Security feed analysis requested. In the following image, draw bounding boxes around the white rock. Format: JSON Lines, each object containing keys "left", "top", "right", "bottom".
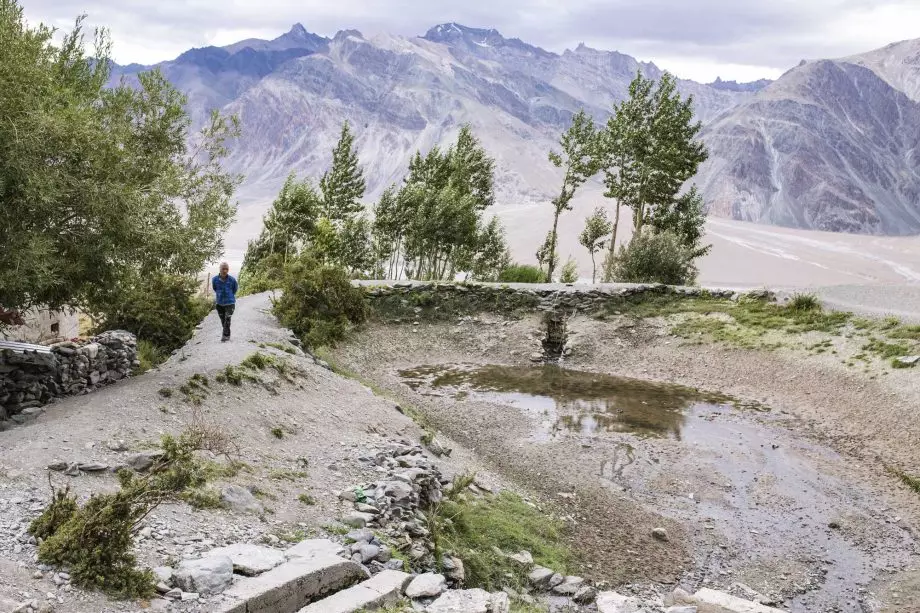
{"left": 596, "top": 591, "right": 642, "bottom": 613}
{"left": 426, "top": 588, "right": 491, "bottom": 612}
{"left": 692, "top": 588, "right": 785, "bottom": 613}
{"left": 220, "top": 486, "right": 263, "bottom": 514}
{"left": 174, "top": 556, "right": 233, "bottom": 596}
{"left": 406, "top": 573, "right": 448, "bottom": 598}
{"left": 207, "top": 544, "right": 285, "bottom": 576}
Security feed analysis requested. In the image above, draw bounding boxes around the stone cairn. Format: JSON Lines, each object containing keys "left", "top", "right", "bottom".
{"left": 0, "top": 330, "right": 137, "bottom": 425}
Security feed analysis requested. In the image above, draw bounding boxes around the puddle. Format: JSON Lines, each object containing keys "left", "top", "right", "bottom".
{"left": 398, "top": 363, "right": 745, "bottom": 440}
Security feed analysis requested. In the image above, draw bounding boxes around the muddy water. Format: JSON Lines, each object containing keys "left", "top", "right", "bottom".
{"left": 398, "top": 363, "right": 919, "bottom": 612}
{"left": 398, "top": 363, "right": 748, "bottom": 440}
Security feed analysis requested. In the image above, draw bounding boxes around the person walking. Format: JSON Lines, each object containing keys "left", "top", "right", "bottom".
{"left": 212, "top": 262, "right": 238, "bottom": 342}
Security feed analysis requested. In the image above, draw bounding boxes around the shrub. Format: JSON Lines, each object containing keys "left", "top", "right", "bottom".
{"left": 788, "top": 293, "right": 820, "bottom": 313}
{"left": 498, "top": 264, "right": 545, "bottom": 284}
{"left": 30, "top": 429, "right": 233, "bottom": 598}
{"left": 95, "top": 273, "right": 211, "bottom": 353}
{"left": 602, "top": 230, "right": 698, "bottom": 286}
{"left": 135, "top": 340, "right": 166, "bottom": 374}
{"left": 273, "top": 255, "right": 369, "bottom": 348}
{"left": 238, "top": 252, "right": 287, "bottom": 297}
{"left": 559, "top": 258, "right": 579, "bottom": 283}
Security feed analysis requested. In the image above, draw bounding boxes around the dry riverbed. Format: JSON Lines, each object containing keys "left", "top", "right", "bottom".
{"left": 328, "top": 303, "right": 920, "bottom": 613}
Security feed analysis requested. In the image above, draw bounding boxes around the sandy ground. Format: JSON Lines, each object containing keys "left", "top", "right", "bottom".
{"left": 329, "top": 310, "right": 920, "bottom": 613}
{"left": 218, "top": 188, "right": 920, "bottom": 291}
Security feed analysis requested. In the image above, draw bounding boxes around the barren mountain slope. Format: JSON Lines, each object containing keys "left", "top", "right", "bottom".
{"left": 698, "top": 42, "right": 920, "bottom": 235}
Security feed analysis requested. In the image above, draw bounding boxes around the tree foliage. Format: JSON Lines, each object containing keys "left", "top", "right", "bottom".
{"left": 594, "top": 71, "right": 710, "bottom": 284}
{"left": 0, "top": 1, "right": 241, "bottom": 317}
{"left": 544, "top": 110, "right": 600, "bottom": 281}
{"left": 319, "top": 121, "right": 366, "bottom": 222}
{"left": 599, "top": 72, "right": 708, "bottom": 238}
{"left": 371, "top": 125, "right": 506, "bottom": 281}
{"left": 579, "top": 207, "right": 613, "bottom": 283}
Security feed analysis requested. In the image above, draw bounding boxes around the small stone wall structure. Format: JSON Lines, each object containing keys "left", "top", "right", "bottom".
{"left": 0, "top": 330, "right": 138, "bottom": 425}
{"left": 359, "top": 281, "right": 768, "bottom": 319}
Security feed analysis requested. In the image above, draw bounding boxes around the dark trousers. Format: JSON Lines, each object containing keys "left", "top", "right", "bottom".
{"left": 216, "top": 304, "right": 235, "bottom": 338}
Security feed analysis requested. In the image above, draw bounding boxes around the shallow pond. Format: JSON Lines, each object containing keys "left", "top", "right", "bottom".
{"left": 398, "top": 363, "right": 753, "bottom": 440}
{"left": 397, "top": 362, "right": 917, "bottom": 611}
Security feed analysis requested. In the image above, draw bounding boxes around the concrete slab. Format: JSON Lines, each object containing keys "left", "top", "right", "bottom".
{"left": 215, "top": 555, "right": 367, "bottom": 613}
{"left": 297, "top": 570, "right": 412, "bottom": 613}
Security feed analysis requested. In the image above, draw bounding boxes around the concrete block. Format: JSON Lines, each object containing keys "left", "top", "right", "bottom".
{"left": 297, "top": 570, "right": 412, "bottom": 613}
{"left": 215, "top": 555, "right": 367, "bottom": 613}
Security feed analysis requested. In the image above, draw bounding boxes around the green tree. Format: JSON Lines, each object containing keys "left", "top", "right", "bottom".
{"left": 600, "top": 72, "right": 707, "bottom": 238}
{"left": 579, "top": 207, "right": 613, "bottom": 283}
{"left": 319, "top": 121, "right": 366, "bottom": 222}
{"left": 648, "top": 185, "right": 711, "bottom": 259}
{"left": 545, "top": 110, "right": 601, "bottom": 282}
{"left": 0, "top": 2, "right": 240, "bottom": 320}
{"left": 371, "top": 185, "right": 404, "bottom": 278}
{"left": 469, "top": 216, "right": 512, "bottom": 281}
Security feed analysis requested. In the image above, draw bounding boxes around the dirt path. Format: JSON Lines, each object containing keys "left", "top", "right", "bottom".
{"left": 0, "top": 294, "right": 496, "bottom": 612}
{"left": 329, "top": 312, "right": 920, "bottom": 613}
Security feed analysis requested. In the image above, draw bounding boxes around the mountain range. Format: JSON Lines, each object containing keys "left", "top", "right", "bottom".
{"left": 110, "top": 23, "right": 920, "bottom": 237}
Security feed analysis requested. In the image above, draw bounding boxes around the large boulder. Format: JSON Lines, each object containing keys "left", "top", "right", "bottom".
{"left": 174, "top": 556, "right": 233, "bottom": 596}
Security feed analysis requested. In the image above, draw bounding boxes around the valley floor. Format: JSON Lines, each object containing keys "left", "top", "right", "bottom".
{"left": 328, "top": 303, "right": 920, "bottom": 613}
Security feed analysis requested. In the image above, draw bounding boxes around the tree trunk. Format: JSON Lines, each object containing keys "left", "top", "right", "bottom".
{"left": 610, "top": 202, "right": 621, "bottom": 252}
{"left": 591, "top": 251, "right": 597, "bottom": 284}
{"left": 546, "top": 211, "right": 561, "bottom": 283}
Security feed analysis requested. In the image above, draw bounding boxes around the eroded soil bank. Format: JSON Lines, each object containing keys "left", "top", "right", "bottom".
{"left": 328, "top": 309, "right": 920, "bottom": 613}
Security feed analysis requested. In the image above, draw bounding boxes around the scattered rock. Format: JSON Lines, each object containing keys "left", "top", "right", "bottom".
{"left": 342, "top": 511, "right": 376, "bottom": 528}
{"left": 574, "top": 585, "right": 598, "bottom": 603}
{"left": 406, "top": 573, "right": 448, "bottom": 598}
{"left": 426, "top": 588, "right": 508, "bottom": 613}
{"left": 895, "top": 355, "right": 920, "bottom": 367}
{"left": 528, "top": 566, "right": 555, "bottom": 588}
{"left": 597, "top": 591, "right": 642, "bottom": 613}
{"left": 126, "top": 451, "right": 164, "bottom": 472}
{"left": 651, "top": 527, "right": 669, "bottom": 541}
{"left": 174, "top": 555, "right": 233, "bottom": 596}
{"left": 220, "top": 485, "right": 263, "bottom": 514}
{"left": 345, "top": 529, "right": 374, "bottom": 543}
{"left": 153, "top": 566, "right": 173, "bottom": 585}
{"left": 551, "top": 575, "right": 584, "bottom": 595}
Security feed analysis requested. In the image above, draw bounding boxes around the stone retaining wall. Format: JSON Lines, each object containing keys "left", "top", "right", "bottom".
{"left": 361, "top": 281, "right": 769, "bottom": 319}
{"left": 0, "top": 330, "right": 138, "bottom": 425}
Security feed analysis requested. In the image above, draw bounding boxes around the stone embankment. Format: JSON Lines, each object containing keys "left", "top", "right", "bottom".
{"left": 0, "top": 330, "right": 137, "bottom": 426}
{"left": 357, "top": 280, "right": 769, "bottom": 319}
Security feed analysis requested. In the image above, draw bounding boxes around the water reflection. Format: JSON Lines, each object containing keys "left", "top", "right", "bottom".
{"left": 398, "top": 363, "right": 735, "bottom": 439}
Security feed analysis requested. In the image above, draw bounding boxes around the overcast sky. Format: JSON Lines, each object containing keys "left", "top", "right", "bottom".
{"left": 22, "top": 0, "right": 920, "bottom": 82}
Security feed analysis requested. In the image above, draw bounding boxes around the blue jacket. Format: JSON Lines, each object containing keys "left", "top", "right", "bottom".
{"left": 212, "top": 274, "right": 238, "bottom": 306}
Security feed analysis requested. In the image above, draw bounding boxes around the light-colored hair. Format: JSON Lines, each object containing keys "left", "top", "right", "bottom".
{"left": 219, "top": 261, "right": 229, "bottom": 270}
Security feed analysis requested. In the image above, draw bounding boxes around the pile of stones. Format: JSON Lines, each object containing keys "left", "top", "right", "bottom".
{"left": 0, "top": 330, "right": 137, "bottom": 424}
{"left": 338, "top": 440, "right": 451, "bottom": 574}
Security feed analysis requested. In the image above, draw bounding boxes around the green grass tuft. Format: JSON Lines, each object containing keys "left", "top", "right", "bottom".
{"left": 788, "top": 293, "right": 821, "bottom": 313}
